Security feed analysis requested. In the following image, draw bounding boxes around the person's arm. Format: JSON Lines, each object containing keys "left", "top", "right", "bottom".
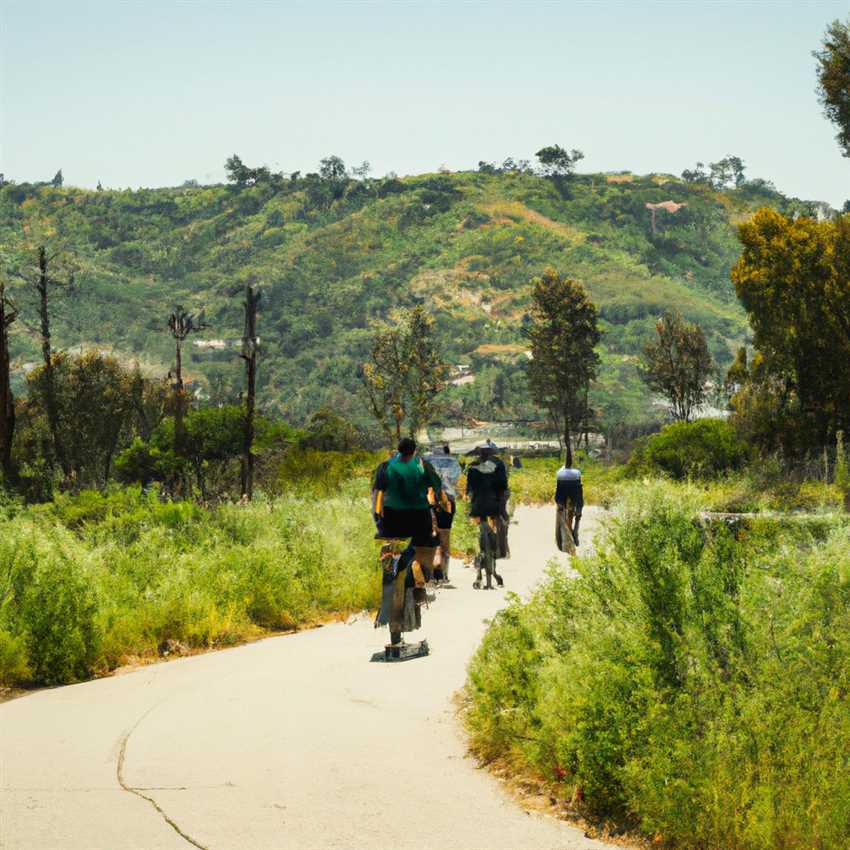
{"left": 423, "top": 459, "right": 442, "bottom": 497}
{"left": 495, "top": 459, "right": 509, "bottom": 493}
{"left": 466, "top": 467, "right": 478, "bottom": 501}
{"left": 373, "top": 462, "right": 389, "bottom": 517}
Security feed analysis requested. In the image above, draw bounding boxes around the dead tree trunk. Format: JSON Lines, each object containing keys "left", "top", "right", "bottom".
{"left": 240, "top": 286, "right": 259, "bottom": 501}
{"left": 37, "top": 247, "right": 69, "bottom": 478}
{"left": 0, "top": 281, "right": 17, "bottom": 483}
{"left": 167, "top": 306, "right": 207, "bottom": 498}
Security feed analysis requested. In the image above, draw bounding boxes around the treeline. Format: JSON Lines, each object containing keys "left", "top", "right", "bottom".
{"left": 0, "top": 251, "right": 367, "bottom": 503}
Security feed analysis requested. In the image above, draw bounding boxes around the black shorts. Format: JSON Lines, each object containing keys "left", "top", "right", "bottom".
{"left": 436, "top": 496, "right": 456, "bottom": 530}
{"left": 380, "top": 507, "right": 435, "bottom": 547}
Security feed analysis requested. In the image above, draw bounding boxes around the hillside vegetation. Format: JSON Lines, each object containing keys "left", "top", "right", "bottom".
{"left": 0, "top": 165, "right": 822, "bottom": 430}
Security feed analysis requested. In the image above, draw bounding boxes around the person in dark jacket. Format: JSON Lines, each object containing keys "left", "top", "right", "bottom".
{"left": 466, "top": 441, "right": 509, "bottom": 519}
{"left": 466, "top": 440, "right": 510, "bottom": 589}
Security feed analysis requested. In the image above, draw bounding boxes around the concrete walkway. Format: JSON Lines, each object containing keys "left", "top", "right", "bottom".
{"left": 0, "top": 506, "right": 614, "bottom": 850}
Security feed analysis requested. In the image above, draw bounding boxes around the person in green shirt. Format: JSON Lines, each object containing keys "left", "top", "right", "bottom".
{"left": 374, "top": 436, "right": 441, "bottom": 546}
{"left": 373, "top": 437, "right": 442, "bottom": 648}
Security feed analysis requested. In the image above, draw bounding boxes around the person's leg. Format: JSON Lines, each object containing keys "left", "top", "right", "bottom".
{"left": 389, "top": 565, "right": 408, "bottom": 645}
{"left": 480, "top": 520, "right": 497, "bottom": 589}
{"left": 488, "top": 518, "right": 504, "bottom": 587}
{"left": 414, "top": 546, "right": 436, "bottom": 583}
{"left": 438, "top": 528, "right": 451, "bottom": 582}
{"left": 572, "top": 513, "right": 582, "bottom": 547}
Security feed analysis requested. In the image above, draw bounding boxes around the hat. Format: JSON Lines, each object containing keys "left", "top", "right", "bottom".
{"left": 467, "top": 438, "right": 500, "bottom": 455}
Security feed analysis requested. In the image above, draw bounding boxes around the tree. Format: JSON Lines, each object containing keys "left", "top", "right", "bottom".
{"left": 362, "top": 305, "right": 449, "bottom": 444}
{"left": 51, "top": 169, "right": 63, "bottom": 188}
{"left": 535, "top": 145, "right": 584, "bottom": 179}
{"left": 639, "top": 310, "right": 713, "bottom": 422}
{"left": 239, "top": 285, "right": 259, "bottom": 500}
{"left": 730, "top": 207, "right": 850, "bottom": 449}
{"left": 8, "top": 246, "right": 78, "bottom": 479}
{"left": 523, "top": 269, "right": 600, "bottom": 465}
{"left": 224, "top": 154, "right": 274, "bottom": 187}
{"left": 814, "top": 17, "right": 850, "bottom": 158}
{"left": 225, "top": 154, "right": 252, "bottom": 186}
{"left": 25, "top": 351, "right": 139, "bottom": 488}
{"left": 709, "top": 155, "right": 746, "bottom": 188}
{"left": 319, "top": 155, "right": 346, "bottom": 182}
{"left": 299, "top": 407, "right": 362, "bottom": 451}
{"left": 0, "top": 278, "right": 17, "bottom": 483}
{"left": 166, "top": 305, "right": 207, "bottom": 459}
{"left": 681, "top": 162, "right": 709, "bottom": 184}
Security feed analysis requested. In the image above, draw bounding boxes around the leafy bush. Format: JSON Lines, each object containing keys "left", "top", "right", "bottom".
{"left": 465, "top": 483, "right": 850, "bottom": 849}
{"left": 1, "top": 523, "right": 100, "bottom": 685}
{"left": 628, "top": 418, "right": 748, "bottom": 479}
{"left": 0, "top": 482, "right": 381, "bottom": 687}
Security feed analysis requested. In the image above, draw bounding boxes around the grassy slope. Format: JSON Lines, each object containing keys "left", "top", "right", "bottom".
{"left": 1, "top": 170, "right": 803, "bottom": 427}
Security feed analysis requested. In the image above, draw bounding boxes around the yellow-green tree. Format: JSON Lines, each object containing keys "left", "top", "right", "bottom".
{"left": 731, "top": 208, "right": 850, "bottom": 450}
{"left": 362, "top": 305, "right": 449, "bottom": 445}
{"left": 814, "top": 17, "right": 850, "bottom": 158}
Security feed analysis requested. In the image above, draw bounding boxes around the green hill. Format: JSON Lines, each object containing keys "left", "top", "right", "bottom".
{"left": 0, "top": 166, "right": 823, "bottom": 434}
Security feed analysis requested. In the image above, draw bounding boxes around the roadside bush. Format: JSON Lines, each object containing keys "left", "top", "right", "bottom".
{"left": 0, "top": 484, "right": 380, "bottom": 687}
{"left": 0, "top": 631, "right": 29, "bottom": 685}
{"left": 628, "top": 418, "right": 748, "bottom": 479}
{"left": 465, "top": 483, "right": 850, "bottom": 849}
{"left": 6, "top": 524, "right": 100, "bottom": 685}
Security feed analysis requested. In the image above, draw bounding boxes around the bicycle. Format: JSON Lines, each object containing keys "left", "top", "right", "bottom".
{"left": 472, "top": 515, "right": 505, "bottom": 590}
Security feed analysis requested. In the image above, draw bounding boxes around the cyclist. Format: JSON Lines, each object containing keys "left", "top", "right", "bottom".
{"left": 466, "top": 440, "right": 509, "bottom": 589}
{"left": 373, "top": 437, "right": 441, "bottom": 647}
{"left": 555, "top": 463, "right": 583, "bottom": 551}
{"left": 423, "top": 444, "right": 461, "bottom": 583}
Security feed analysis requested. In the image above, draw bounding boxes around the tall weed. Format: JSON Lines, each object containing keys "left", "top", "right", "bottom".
{"left": 465, "top": 482, "right": 850, "bottom": 849}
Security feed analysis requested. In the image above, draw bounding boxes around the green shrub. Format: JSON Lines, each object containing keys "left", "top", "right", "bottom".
{"left": 0, "top": 631, "right": 29, "bottom": 685}
{"left": 12, "top": 527, "right": 100, "bottom": 685}
{"left": 628, "top": 418, "right": 748, "bottom": 479}
{"left": 0, "top": 483, "right": 382, "bottom": 685}
{"left": 465, "top": 483, "right": 850, "bottom": 849}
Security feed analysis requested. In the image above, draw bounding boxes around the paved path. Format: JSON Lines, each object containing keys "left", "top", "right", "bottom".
{"left": 0, "top": 506, "right": 613, "bottom": 850}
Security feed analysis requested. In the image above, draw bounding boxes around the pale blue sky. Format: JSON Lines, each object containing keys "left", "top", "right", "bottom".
{"left": 1, "top": 1, "right": 848, "bottom": 205}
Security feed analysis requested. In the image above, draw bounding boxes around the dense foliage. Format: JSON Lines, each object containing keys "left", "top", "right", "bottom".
{"left": 524, "top": 269, "right": 600, "bottom": 464}
{"left": 639, "top": 309, "right": 714, "bottom": 422}
{"left": 0, "top": 465, "right": 379, "bottom": 687}
{"left": 465, "top": 484, "right": 850, "bottom": 849}
{"left": 731, "top": 209, "right": 850, "bottom": 453}
{"left": 1, "top": 164, "right": 815, "bottom": 434}
{"left": 814, "top": 17, "right": 850, "bottom": 159}
{"left": 628, "top": 419, "right": 749, "bottom": 480}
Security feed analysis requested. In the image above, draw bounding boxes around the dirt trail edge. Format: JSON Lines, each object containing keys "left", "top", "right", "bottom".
{"left": 0, "top": 505, "right": 615, "bottom": 850}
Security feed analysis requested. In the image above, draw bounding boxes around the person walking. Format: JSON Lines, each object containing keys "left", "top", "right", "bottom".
{"left": 466, "top": 440, "right": 509, "bottom": 589}
{"left": 424, "top": 444, "right": 461, "bottom": 583}
{"left": 554, "top": 463, "right": 583, "bottom": 552}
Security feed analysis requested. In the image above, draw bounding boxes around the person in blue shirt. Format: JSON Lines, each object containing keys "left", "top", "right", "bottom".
{"left": 423, "top": 444, "right": 462, "bottom": 583}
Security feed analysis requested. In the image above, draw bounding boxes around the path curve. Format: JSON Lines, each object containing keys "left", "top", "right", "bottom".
{"left": 0, "top": 506, "right": 614, "bottom": 850}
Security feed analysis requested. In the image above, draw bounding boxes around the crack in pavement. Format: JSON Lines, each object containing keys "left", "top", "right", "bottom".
{"left": 116, "top": 703, "right": 211, "bottom": 850}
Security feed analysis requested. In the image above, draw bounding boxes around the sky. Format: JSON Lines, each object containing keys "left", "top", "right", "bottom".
{"left": 1, "top": 0, "right": 848, "bottom": 206}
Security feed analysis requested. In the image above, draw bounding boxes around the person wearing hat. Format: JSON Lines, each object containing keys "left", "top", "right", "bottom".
{"left": 466, "top": 440, "right": 509, "bottom": 589}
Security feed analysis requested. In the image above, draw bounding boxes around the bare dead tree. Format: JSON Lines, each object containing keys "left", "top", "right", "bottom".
{"left": 166, "top": 305, "right": 207, "bottom": 454}
{"left": 0, "top": 278, "right": 17, "bottom": 483}
{"left": 239, "top": 286, "right": 260, "bottom": 501}
{"left": 7, "top": 246, "right": 77, "bottom": 479}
